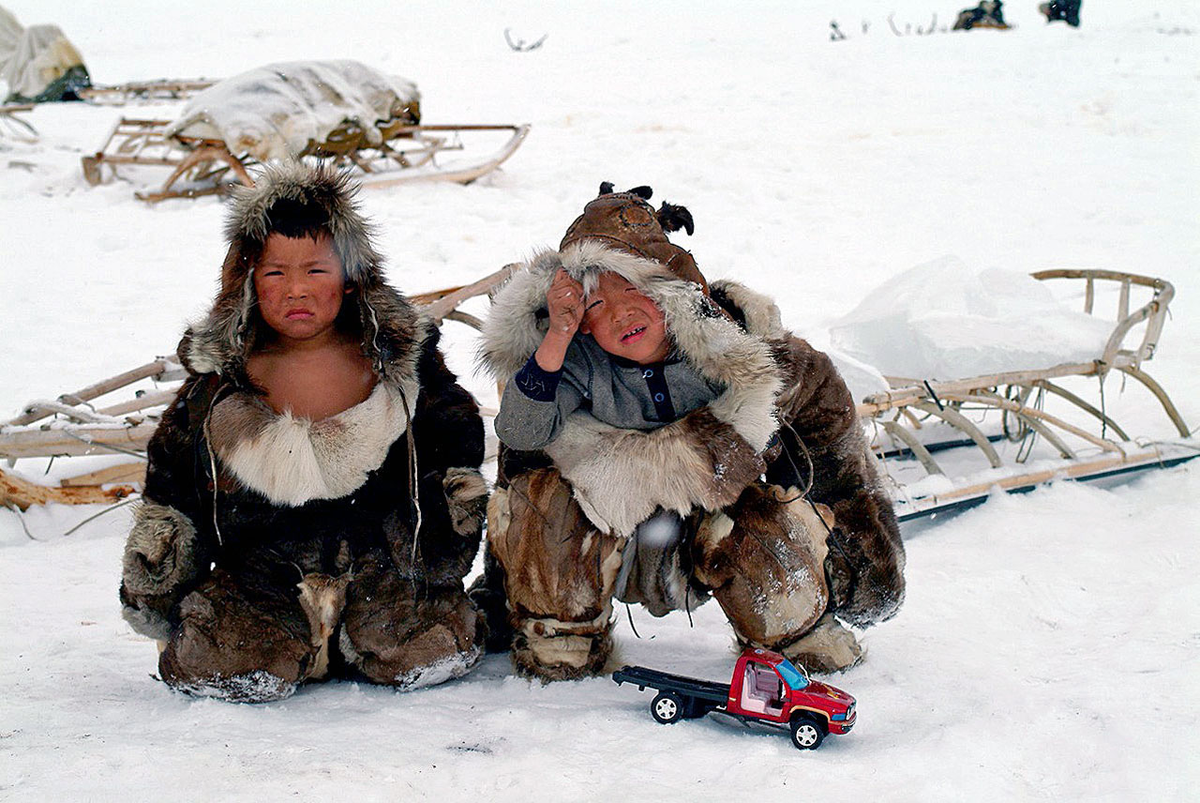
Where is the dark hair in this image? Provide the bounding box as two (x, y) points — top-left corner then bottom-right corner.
(239, 196), (334, 268)
(266, 196), (334, 240)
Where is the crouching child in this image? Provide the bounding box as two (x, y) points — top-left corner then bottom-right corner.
(119, 163), (488, 702)
(474, 184), (906, 680)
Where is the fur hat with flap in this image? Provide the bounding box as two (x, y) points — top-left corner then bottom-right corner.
(559, 182), (709, 293)
(182, 162), (425, 384)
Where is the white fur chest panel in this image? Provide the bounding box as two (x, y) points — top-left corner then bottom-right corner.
(209, 380), (417, 506)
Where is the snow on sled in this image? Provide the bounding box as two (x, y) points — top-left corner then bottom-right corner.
(0, 265), (515, 511)
(831, 258), (1196, 523)
(79, 60), (530, 202)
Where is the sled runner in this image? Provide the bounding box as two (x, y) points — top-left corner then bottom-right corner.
(0, 102), (36, 140)
(79, 60), (530, 202)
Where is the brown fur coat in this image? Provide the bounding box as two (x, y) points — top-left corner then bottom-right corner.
(120, 164), (487, 642)
(481, 242), (905, 627)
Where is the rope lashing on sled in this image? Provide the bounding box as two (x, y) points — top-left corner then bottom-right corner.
(923, 380), (945, 412)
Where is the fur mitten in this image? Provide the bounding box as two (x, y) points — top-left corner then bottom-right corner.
(122, 501), (200, 595)
(120, 501), (200, 639)
(442, 467), (489, 536)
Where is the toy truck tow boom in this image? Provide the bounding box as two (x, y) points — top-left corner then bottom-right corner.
(612, 647), (856, 750)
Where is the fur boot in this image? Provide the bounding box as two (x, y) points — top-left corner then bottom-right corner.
(158, 569), (312, 703)
(774, 613), (864, 673)
(487, 469), (623, 680)
(339, 559), (484, 690)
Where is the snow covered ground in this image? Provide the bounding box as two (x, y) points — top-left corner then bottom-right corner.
(2, 1), (1198, 800)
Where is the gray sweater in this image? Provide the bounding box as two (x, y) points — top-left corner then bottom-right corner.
(494, 334), (725, 452)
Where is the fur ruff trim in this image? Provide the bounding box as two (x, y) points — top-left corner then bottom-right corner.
(481, 243), (784, 536)
(209, 379), (417, 506)
(223, 162), (381, 286)
(182, 162), (426, 392)
(709, 279), (789, 340)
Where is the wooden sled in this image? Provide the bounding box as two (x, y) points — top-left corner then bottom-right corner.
(77, 79), (216, 106)
(859, 269), (1197, 522)
(81, 115), (530, 202)
(0, 265), (516, 511)
(0, 103), (38, 141)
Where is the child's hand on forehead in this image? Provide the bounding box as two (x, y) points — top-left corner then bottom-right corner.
(534, 268), (584, 372)
(546, 268), (585, 336)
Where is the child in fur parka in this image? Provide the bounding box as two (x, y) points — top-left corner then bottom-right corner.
(118, 163), (488, 702)
(475, 184), (906, 681)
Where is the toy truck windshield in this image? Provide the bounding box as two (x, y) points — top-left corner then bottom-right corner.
(774, 658), (809, 690)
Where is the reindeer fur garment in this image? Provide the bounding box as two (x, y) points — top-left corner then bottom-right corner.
(481, 242), (784, 537)
(208, 379), (418, 506)
(120, 164), (488, 686)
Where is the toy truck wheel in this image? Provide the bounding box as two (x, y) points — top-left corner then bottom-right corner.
(650, 691), (684, 724)
(790, 715), (827, 750)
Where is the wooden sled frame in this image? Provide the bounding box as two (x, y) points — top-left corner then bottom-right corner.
(77, 79), (216, 106)
(0, 103), (38, 141)
(857, 269), (1196, 521)
(81, 114), (530, 202)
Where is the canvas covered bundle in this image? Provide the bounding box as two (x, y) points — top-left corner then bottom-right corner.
(161, 59), (420, 161)
(0, 5), (90, 102)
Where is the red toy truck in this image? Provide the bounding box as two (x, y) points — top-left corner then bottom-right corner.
(612, 648), (856, 750)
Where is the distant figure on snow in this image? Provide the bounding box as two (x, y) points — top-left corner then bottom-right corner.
(1039, 0), (1082, 27)
(953, 0), (1010, 30)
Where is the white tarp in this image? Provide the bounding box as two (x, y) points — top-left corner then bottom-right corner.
(162, 60), (420, 161)
(829, 255), (1114, 382)
(0, 6), (87, 101)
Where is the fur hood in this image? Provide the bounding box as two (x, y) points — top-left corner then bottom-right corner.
(181, 162), (428, 390)
(481, 241), (790, 536)
(175, 162), (430, 508)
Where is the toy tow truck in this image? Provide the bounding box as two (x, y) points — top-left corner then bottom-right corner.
(612, 648), (856, 750)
